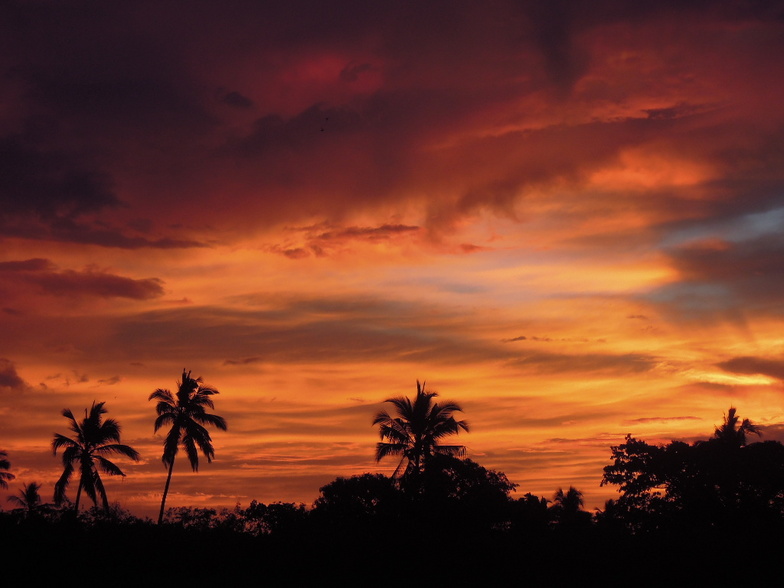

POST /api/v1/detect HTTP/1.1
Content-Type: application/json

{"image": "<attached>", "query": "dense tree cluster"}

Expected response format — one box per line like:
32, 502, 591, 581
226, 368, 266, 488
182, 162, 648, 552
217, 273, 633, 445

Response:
600, 408, 784, 533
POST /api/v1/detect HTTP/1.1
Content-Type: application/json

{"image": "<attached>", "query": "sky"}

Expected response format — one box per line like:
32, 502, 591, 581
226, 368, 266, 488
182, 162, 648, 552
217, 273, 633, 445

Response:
2, 0, 784, 518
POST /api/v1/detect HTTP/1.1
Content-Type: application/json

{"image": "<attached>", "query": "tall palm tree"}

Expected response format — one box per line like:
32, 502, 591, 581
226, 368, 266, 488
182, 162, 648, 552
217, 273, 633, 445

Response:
0, 450, 14, 489
714, 407, 760, 447
8, 481, 43, 513
373, 380, 469, 479
52, 401, 140, 512
149, 369, 227, 524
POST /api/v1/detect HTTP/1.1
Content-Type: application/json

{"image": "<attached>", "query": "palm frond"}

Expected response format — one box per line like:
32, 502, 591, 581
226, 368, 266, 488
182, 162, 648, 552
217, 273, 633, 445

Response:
182, 435, 202, 471
192, 412, 228, 431
95, 443, 141, 461
54, 462, 74, 505
95, 455, 127, 477
162, 425, 181, 467
153, 412, 177, 432
52, 433, 79, 454
149, 388, 175, 404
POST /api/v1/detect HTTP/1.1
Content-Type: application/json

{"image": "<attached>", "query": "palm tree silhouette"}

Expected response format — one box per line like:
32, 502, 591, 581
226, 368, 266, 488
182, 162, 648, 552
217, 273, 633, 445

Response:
373, 380, 469, 479
552, 486, 584, 513
714, 407, 760, 447
149, 369, 227, 524
0, 450, 14, 489
52, 401, 140, 512
8, 481, 43, 513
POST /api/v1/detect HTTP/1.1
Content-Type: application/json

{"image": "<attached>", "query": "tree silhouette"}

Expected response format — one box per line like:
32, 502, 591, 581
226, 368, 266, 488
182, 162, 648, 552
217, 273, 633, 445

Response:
602, 407, 784, 532
373, 380, 469, 480
714, 406, 760, 447
52, 401, 140, 512
149, 369, 227, 524
0, 450, 14, 489
314, 473, 403, 524
8, 481, 43, 513
550, 486, 592, 529
552, 486, 584, 513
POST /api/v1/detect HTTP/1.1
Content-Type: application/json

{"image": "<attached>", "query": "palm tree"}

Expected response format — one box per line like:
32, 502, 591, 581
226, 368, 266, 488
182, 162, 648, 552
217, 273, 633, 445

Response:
714, 407, 760, 447
52, 401, 140, 512
552, 486, 584, 514
550, 486, 591, 527
8, 481, 43, 513
373, 380, 469, 479
149, 369, 227, 524
0, 450, 14, 489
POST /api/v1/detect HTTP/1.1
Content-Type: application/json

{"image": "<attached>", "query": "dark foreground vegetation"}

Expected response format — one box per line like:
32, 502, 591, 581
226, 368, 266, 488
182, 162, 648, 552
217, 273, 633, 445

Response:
3, 381, 784, 585
4, 434, 784, 585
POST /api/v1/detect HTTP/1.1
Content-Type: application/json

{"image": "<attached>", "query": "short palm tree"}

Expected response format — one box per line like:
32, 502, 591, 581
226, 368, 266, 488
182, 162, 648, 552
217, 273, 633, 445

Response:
52, 401, 140, 512
552, 486, 584, 513
149, 369, 227, 524
373, 380, 469, 479
0, 450, 14, 489
714, 407, 760, 447
8, 481, 43, 513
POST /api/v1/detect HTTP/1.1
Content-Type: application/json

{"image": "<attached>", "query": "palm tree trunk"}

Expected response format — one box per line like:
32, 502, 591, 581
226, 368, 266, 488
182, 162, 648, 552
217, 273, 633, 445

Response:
158, 459, 175, 524
74, 480, 83, 513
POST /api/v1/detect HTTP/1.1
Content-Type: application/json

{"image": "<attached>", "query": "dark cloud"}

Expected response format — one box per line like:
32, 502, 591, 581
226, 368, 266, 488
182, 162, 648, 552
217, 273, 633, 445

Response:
651, 233, 784, 319
315, 223, 419, 241
623, 416, 701, 424
718, 356, 784, 381
0, 258, 55, 272
31, 270, 164, 300
510, 351, 658, 375
111, 303, 498, 366
503, 335, 598, 344
0, 134, 206, 248
97, 375, 122, 385
0, 358, 27, 392
270, 223, 420, 258
224, 357, 263, 366
0, 135, 118, 220
43, 219, 207, 249
340, 61, 376, 83
528, 0, 590, 96
221, 91, 254, 109
230, 103, 365, 156
2, 0, 781, 244
0, 259, 164, 300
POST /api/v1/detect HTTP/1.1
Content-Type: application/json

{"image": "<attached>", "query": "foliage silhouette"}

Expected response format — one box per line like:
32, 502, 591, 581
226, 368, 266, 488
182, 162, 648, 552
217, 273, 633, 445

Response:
7, 481, 43, 514
52, 401, 140, 512
149, 369, 227, 524
0, 450, 14, 489
510, 492, 550, 535
373, 380, 469, 482
714, 406, 760, 447
313, 473, 403, 523
550, 486, 592, 529
601, 406, 784, 531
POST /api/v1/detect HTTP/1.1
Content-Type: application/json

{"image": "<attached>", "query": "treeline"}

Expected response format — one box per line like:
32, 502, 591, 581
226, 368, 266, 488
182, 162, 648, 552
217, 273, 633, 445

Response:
3, 379, 784, 583
2, 448, 783, 585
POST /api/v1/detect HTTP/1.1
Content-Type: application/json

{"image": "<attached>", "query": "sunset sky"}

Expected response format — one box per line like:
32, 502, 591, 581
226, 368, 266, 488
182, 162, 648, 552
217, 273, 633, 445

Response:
2, 0, 784, 518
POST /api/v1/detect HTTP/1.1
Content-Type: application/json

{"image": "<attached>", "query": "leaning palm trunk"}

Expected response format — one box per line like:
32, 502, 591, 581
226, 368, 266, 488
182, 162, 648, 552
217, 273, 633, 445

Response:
74, 480, 83, 512
158, 460, 175, 525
